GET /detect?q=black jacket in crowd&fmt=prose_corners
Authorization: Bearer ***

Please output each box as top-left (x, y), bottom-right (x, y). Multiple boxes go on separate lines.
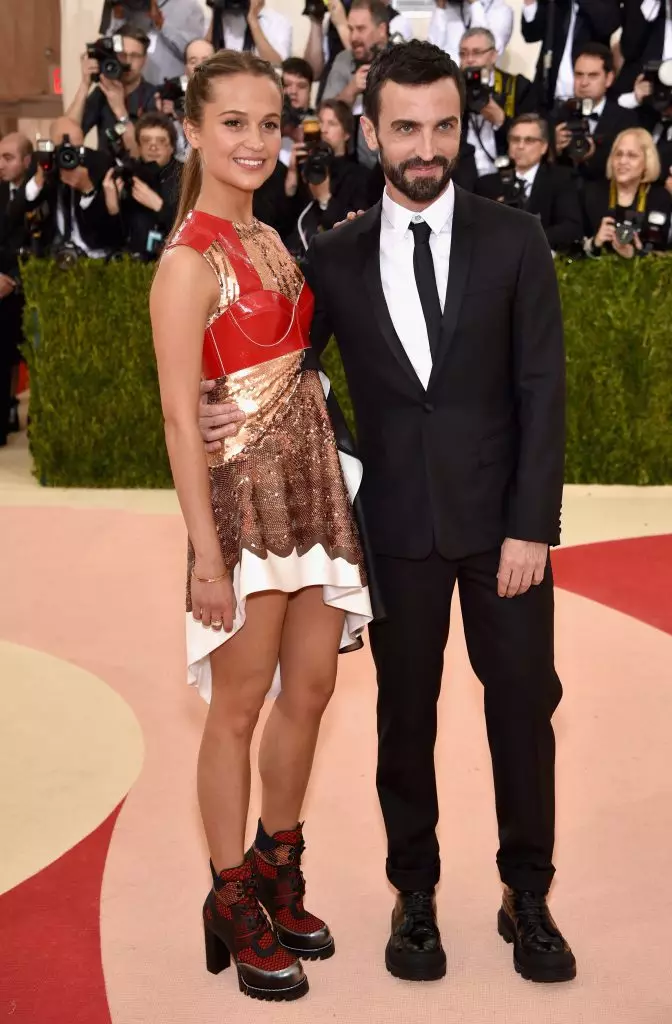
top-left (108, 157), bottom-right (181, 256)
top-left (23, 149), bottom-right (114, 254)
top-left (617, 0), bottom-right (670, 96)
top-left (582, 177), bottom-right (672, 249)
top-left (478, 162), bottom-right (584, 251)
top-left (286, 157), bottom-right (372, 255)
top-left (551, 97), bottom-right (639, 182)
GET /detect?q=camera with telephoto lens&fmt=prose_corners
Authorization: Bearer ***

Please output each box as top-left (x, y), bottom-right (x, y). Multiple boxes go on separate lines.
top-left (464, 66), bottom-right (491, 115)
top-left (641, 59), bottom-right (672, 113)
top-left (206, 0), bottom-right (250, 13)
top-left (609, 207), bottom-right (643, 246)
top-left (495, 156), bottom-right (525, 208)
top-left (299, 113), bottom-right (334, 186)
top-left (86, 35), bottom-right (130, 82)
top-left (158, 75), bottom-right (189, 116)
top-left (560, 97), bottom-right (593, 162)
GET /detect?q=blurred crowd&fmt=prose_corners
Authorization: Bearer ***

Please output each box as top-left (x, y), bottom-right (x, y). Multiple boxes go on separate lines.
top-left (1, 0), bottom-right (672, 443)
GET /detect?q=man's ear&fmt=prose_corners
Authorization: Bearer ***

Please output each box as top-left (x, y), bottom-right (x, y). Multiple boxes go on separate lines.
top-left (360, 115), bottom-right (379, 154)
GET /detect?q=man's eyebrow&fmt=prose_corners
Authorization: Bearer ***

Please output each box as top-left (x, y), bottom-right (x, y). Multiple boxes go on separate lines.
top-left (389, 116), bottom-right (459, 128)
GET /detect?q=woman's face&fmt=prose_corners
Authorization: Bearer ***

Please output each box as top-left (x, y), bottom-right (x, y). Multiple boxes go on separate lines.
top-left (612, 133), bottom-right (646, 187)
top-left (188, 73), bottom-right (282, 193)
top-left (319, 108), bottom-right (349, 157)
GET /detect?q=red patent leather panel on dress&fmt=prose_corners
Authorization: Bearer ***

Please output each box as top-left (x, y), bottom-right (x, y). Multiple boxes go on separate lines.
top-left (167, 211), bottom-right (314, 377)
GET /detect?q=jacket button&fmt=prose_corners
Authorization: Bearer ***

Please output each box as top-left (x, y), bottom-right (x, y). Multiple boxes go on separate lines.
top-left (423, 402), bottom-right (434, 413)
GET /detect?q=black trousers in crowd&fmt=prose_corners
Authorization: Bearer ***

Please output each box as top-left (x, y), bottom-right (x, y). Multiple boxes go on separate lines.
top-left (369, 547), bottom-right (563, 896)
top-left (0, 294), bottom-right (23, 443)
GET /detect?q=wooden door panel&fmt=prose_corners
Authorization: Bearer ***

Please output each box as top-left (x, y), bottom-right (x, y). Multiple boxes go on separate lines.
top-left (0, 0), bottom-right (61, 102)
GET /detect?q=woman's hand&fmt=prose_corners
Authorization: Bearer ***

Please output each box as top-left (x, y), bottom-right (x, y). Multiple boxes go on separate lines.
top-left (191, 572), bottom-right (236, 632)
top-left (594, 216), bottom-right (616, 248)
top-left (102, 166), bottom-right (122, 215)
top-left (612, 231), bottom-right (642, 260)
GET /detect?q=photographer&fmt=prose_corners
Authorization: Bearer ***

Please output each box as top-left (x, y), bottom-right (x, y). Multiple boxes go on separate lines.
top-left (98, 0), bottom-right (206, 87)
top-left (0, 133), bottom-right (33, 446)
top-left (23, 118), bottom-right (115, 261)
top-left (428, 0), bottom-right (514, 61)
top-left (279, 58), bottom-right (315, 167)
top-left (66, 24), bottom-right (157, 159)
top-left (617, 63), bottom-right (672, 181)
top-left (552, 44), bottom-right (638, 181)
top-left (322, 0), bottom-right (390, 168)
top-left (478, 114), bottom-right (584, 251)
top-left (521, 0), bottom-right (621, 111)
top-left (459, 27), bottom-right (534, 178)
top-left (154, 38), bottom-right (215, 161)
top-left (616, 0), bottom-right (672, 97)
top-left (208, 0), bottom-right (292, 67)
top-left (583, 127), bottom-right (672, 255)
top-left (102, 113), bottom-right (180, 259)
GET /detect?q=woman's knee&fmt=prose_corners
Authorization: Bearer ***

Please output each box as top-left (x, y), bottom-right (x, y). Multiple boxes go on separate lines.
top-left (210, 668), bottom-right (274, 739)
top-left (280, 667), bottom-right (337, 718)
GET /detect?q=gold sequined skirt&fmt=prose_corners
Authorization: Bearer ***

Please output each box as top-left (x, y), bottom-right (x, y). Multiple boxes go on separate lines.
top-left (186, 351), bottom-right (367, 612)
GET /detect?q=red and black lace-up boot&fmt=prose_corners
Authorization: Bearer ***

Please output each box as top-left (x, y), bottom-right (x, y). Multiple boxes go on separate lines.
top-left (202, 857), bottom-right (308, 1001)
top-left (247, 821), bottom-right (335, 961)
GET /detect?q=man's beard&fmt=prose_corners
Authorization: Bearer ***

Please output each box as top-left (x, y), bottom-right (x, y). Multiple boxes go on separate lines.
top-left (379, 144), bottom-right (456, 203)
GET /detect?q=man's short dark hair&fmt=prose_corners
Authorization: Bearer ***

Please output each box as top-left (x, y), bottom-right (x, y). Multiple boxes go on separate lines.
top-left (319, 99), bottom-right (355, 139)
top-left (119, 23), bottom-right (151, 55)
top-left (509, 112), bottom-right (549, 145)
top-left (574, 42), bottom-right (613, 74)
top-left (281, 57), bottom-right (314, 86)
top-left (350, 0), bottom-right (390, 27)
top-left (135, 112), bottom-right (178, 151)
top-left (363, 39), bottom-right (465, 126)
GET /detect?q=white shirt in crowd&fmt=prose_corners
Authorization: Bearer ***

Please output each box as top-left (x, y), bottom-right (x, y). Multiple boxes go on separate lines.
top-left (379, 182), bottom-right (455, 389)
top-left (522, 0), bottom-right (577, 100)
top-left (219, 6), bottom-right (292, 62)
top-left (467, 70), bottom-right (499, 177)
top-left (24, 176), bottom-right (107, 259)
top-left (516, 161), bottom-right (540, 197)
top-left (428, 0), bottom-right (514, 59)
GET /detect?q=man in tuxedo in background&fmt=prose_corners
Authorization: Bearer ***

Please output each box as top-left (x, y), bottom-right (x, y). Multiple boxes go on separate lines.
top-left (521, 0), bottom-right (621, 111)
top-left (553, 44), bottom-right (638, 181)
top-left (198, 41), bottom-right (575, 986)
top-left (617, 0), bottom-right (672, 96)
top-left (0, 133), bottom-right (33, 446)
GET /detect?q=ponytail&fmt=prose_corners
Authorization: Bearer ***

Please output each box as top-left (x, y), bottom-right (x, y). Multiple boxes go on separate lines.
top-left (169, 148), bottom-right (202, 241)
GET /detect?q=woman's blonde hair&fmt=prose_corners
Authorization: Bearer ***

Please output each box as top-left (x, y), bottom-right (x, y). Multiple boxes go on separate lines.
top-left (606, 127), bottom-right (661, 184)
top-left (170, 50), bottom-right (282, 237)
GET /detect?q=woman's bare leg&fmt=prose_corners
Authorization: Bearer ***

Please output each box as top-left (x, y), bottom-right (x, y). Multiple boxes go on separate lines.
top-left (197, 590), bottom-right (288, 871)
top-left (258, 587), bottom-right (345, 835)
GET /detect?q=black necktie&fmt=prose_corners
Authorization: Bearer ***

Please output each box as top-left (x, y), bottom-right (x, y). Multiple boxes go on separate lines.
top-left (410, 220), bottom-right (442, 361)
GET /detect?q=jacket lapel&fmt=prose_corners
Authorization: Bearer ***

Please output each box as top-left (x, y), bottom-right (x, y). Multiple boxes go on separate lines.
top-left (427, 185), bottom-right (474, 390)
top-left (359, 201), bottom-right (425, 394)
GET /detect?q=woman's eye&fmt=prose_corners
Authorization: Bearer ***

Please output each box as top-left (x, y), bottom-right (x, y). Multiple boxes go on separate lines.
top-left (264, 121), bottom-right (281, 131)
top-left (223, 119), bottom-right (242, 128)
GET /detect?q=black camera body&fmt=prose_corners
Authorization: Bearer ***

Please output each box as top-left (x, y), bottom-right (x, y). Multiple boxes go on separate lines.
top-left (158, 75), bottom-right (189, 116)
top-left (206, 0), bottom-right (250, 12)
top-left (495, 156), bottom-right (526, 209)
top-left (87, 35), bottom-right (130, 82)
top-left (299, 114), bottom-right (334, 186)
top-left (560, 97), bottom-right (593, 162)
top-left (642, 59), bottom-right (672, 113)
top-left (465, 67), bottom-right (491, 115)
top-left (114, 157), bottom-right (162, 192)
top-left (35, 135), bottom-right (89, 175)
top-left (608, 207), bottom-right (643, 246)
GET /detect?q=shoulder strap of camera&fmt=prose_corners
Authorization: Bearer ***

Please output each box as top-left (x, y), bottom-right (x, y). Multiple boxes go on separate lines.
top-left (608, 179), bottom-right (650, 213)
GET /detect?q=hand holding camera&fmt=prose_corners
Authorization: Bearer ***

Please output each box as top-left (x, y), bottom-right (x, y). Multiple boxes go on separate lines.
top-left (354, 64), bottom-right (370, 94)
top-left (99, 76), bottom-right (129, 120)
top-left (131, 176), bottom-right (164, 212)
top-left (81, 51), bottom-right (101, 86)
top-left (634, 74), bottom-right (653, 106)
top-left (481, 96), bottom-right (506, 128)
top-left (60, 166), bottom-right (95, 194)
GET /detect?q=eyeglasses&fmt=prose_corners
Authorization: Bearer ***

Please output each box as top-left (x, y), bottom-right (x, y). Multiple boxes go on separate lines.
top-left (509, 134), bottom-right (544, 145)
top-left (458, 46), bottom-right (494, 59)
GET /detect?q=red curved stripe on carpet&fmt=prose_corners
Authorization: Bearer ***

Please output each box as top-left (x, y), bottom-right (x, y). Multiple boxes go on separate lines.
top-left (0, 802), bottom-right (124, 1023)
top-left (553, 534), bottom-right (672, 636)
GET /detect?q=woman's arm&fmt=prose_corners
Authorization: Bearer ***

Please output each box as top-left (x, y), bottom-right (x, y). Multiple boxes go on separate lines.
top-left (151, 246), bottom-right (234, 627)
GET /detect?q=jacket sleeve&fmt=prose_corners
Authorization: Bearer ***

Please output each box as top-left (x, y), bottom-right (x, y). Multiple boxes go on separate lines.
top-left (577, 0), bottom-right (622, 40)
top-left (303, 236), bottom-right (335, 358)
top-left (507, 216), bottom-right (565, 544)
top-left (544, 172), bottom-right (584, 251)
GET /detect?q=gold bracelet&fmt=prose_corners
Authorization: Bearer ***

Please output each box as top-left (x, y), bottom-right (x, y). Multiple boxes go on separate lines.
top-left (191, 569), bottom-right (228, 584)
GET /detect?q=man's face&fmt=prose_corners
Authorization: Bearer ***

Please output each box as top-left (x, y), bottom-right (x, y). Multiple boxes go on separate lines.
top-left (348, 9), bottom-right (388, 64)
top-left (118, 36), bottom-right (147, 88)
top-left (574, 54), bottom-right (612, 102)
top-left (509, 122), bottom-right (548, 172)
top-left (459, 32), bottom-right (497, 72)
top-left (362, 78), bottom-right (462, 206)
top-left (185, 40), bottom-right (215, 79)
top-left (139, 127), bottom-right (174, 167)
top-left (0, 138), bottom-right (28, 185)
top-left (283, 72), bottom-right (311, 111)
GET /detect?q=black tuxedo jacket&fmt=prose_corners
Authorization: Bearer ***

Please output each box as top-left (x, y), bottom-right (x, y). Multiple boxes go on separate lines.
top-left (24, 155), bottom-right (114, 254)
top-left (617, 0), bottom-right (668, 95)
top-left (304, 187), bottom-right (565, 561)
top-left (553, 99), bottom-right (638, 181)
top-left (522, 0), bottom-right (621, 109)
top-left (478, 163), bottom-right (584, 250)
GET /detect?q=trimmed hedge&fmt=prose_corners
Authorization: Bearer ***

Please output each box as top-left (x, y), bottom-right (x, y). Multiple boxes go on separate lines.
top-left (21, 253), bottom-right (672, 487)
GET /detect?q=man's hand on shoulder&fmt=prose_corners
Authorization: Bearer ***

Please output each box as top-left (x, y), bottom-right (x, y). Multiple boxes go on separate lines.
top-left (333, 209), bottom-right (367, 230)
top-left (198, 380), bottom-right (246, 453)
top-left (497, 538), bottom-right (548, 598)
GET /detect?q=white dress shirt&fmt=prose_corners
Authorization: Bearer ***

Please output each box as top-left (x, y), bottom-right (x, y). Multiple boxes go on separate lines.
top-left (517, 161), bottom-right (541, 197)
top-left (428, 0), bottom-right (514, 58)
top-left (522, 1), bottom-right (577, 99)
top-left (379, 182), bottom-right (455, 389)
top-left (220, 6), bottom-right (292, 63)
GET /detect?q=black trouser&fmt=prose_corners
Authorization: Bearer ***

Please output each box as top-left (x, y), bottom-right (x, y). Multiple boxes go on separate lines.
top-left (369, 547), bottom-right (562, 896)
top-left (0, 293), bottom-right (23, 440)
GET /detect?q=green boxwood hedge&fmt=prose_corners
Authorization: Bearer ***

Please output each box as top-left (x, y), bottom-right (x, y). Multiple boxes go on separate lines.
top-left (20, 253), bottom-right (672, 487)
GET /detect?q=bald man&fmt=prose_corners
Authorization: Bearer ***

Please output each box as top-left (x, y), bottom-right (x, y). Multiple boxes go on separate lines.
top-left (0, 132), bottom-right (33, 445)
top-left (23, 115), bottom-right (115, 261)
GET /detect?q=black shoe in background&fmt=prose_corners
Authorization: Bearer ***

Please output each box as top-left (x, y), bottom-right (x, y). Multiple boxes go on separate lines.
top-left (385, 890), bottom-right (447, 981)
top-left (498, 887), bottom-right (576, 983)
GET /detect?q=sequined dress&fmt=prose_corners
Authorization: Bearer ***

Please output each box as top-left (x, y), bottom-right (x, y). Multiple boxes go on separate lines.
top-left (166, 211), bottom-right (372, 702)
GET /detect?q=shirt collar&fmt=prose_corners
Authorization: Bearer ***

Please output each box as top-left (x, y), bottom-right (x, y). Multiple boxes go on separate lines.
top-left (591, 97), bottom-right (607, 118)
top-left (518, 162), bottom-right (540, 188)
top-left (382, 179), bottom-right (455, 237)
